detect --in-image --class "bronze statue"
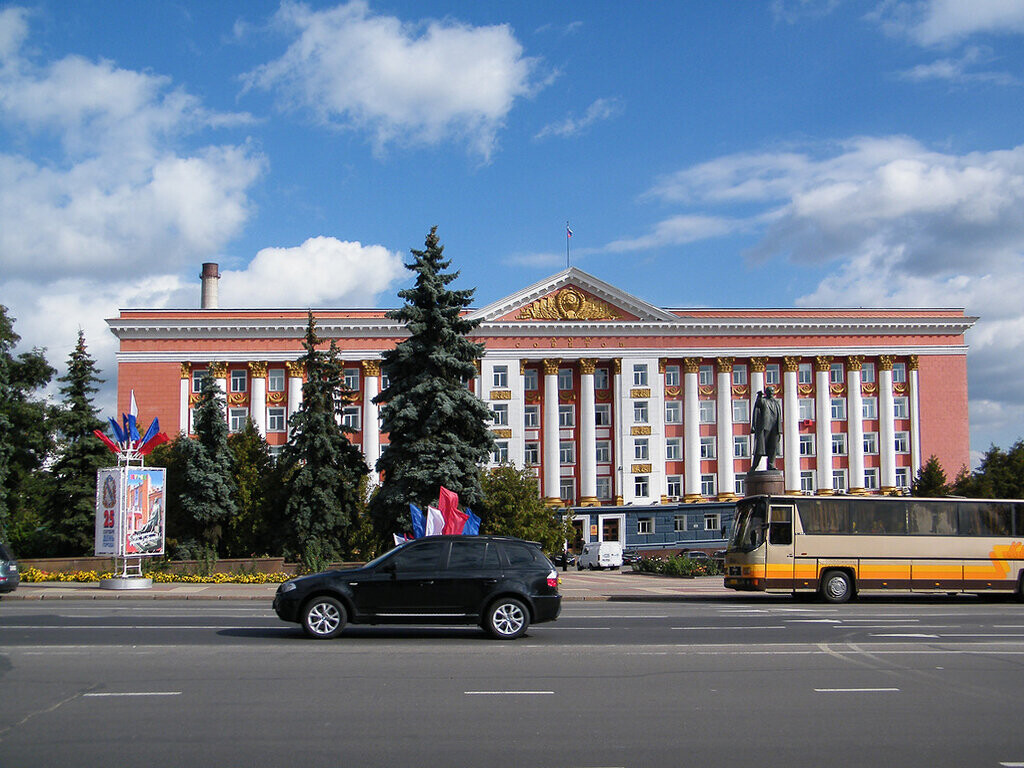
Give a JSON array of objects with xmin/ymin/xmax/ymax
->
[{"xmin": 750, "ymin": 386, "xmax": 782, "ymax": 470}]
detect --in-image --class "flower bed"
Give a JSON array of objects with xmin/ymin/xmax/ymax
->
[{"xmin": 20, "ymin": 567, "xmax": 291, "ymax": 584}]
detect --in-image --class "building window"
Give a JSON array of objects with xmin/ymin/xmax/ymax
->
[
  {"xmin": 492, "ymin": 441, "xmax": 509, "ymax": 464},
  {"xmin": 524, "ymin": 442, "xmax": 539, "ymax": 465},
  {"xmin": 799, "ymin": 434, "xmax": 815, "ymax": 457},
  {"xmin": 864, "ymin": 432, "xmax": 879, "ymax": 455},
  {"xmin": 700, "ymin": 436, "xmax": 716, "ymax": 459},
  {"xmin": 895, "ymin": 432, "xmax": 909, "ymax": 453},
  {"xmin": 634, "ymin": 438, "xmax": 649, "ymax": 461},
  {"xmin": 733, "ymin": 399, "xmax": 750, "ymax": 424},
  {"xmin": 559, "ymin": 404, "xmax": 575, "ymax": 427},
  {"xmin": 381, "ymin": 372, "xmax": 390, "ymax": 391},
  {"xmin": 638, "ymin": 518, "xmax": 653, "ymax": 535},
  {"xmin": 341, "ymin": 406, "xmax": 361, "ymax": 430},
  {"xmin": 192, "ymin": 368, "xmax": 207, "ymax": 393},
  {"xmin": 492, "ymin": 365, "xmax": 508, "ymax": 388},
  {"xmin": 229, "ymin": 408, "xmax": 247, "ymax": 433},
  {"xmin": 704, "ymin": 513, "xmax": 721, "ymax": 531},
  {"xmin": 230, "ymin": 369, "xmax": 247, "ymax": 393},
  {"xmin": 734, "ymin": 476, "xmax": 746, "ymax": 496},
  {"xmin": 633, "ymin": 364, "xmax": 648, "ymax": 387},
  {"xmin": 862, "ymin": 362, "xmax": 876, "ymax": 383},
  {"xmin": 634, "ymin": 475, "xmax": 649, "ymax": 497},
  {"xmin": 892, "ymin": 362, "xmax": 907, "ymax": 383},
  {"xmin": 665, "ymin": 438, "xmax": 682, "ymax": 461},
  {"xmin": 862, "ymin": 397, "xmax": 878, "ymax": 419},
  {"xmin": 269, "ymin": 445, "xmax": 284, "ymax": 460},
  {"xmin": 673, "ymin": 514, "xmax": 686, "ymax": 532},
  {"xmin": 596, "ymin": 441, "xmax": 611, "ymax": 463},
  {"xmin": 832, "ymin": 470, "xmax": 847, "ymax": 492},
  {"xmin": 187, "ymin": 408, "xmax": 195, "ymax": 434},
  {"xmin": 798, "ymin": 399, "xmax": 814, "ymax": 420},
  {"xmin": 560, "ymin": 441, "xmax": 576, "ymax": 465},
  {"xmin": 798, "ymin": 363, "xmax": 812, "ymax": 385},
  {"xmin": 491, "ymin": 403, "xmax": 508, "ymax": 426},
  {"xmin": 700, "ymin": 474, "xmax": 716, "ymax": 497},
  {"xmin": 830, "ymin": 398, "xmax": 847, "ymax": 421},
  {"xmin": 558, "ymin": 368, "xmax": 573, "ymax": 390},
  {"xmin": 267, "ymin": 407, "xmax": 286, "ymax": 432},
  {"xmin": 698, "ymin": 365, "xmax": 714, "ymax": 386},
  {"xmin": 343, "ymin": 368, "xmax": 360, "ymax": 391},
  {"xmin": 596, "ymin": 477, "xmax": 612, "ymax": 499},
  {"xmin": 559, "ymin": 478, "xmax": 575, "ymax": 502},
  {"xmin": 864, "ymin": 468, "xmax": 880, "ymax": 490},
  {"xmin": 832, "ymin": 433, "xmax": 848, "ymax": 455},
  {"xmin": 268, "ymin": 368, "xmax": 285, "ymax": 392},
  {"xmin": 668, "ymin": 477, "xmax": 682, "ymax": 498},
  {"xmin": 524, "ymin": 405, "xmax": 539, "ymax": 428},
  {"xmin": 830, "ymin": 363, "xmax": 845, "ymax": 384},
  {"xmin": 665, "ymin": 400, "xmax": 682, "ymax": 424},
  {"xmin": 895, "ymin": 467, "xmax": 910, "ymax": 488},
  {"xmin": 800, "ymin": 471, "xmax": 815, "ymax": 492},
  {"xmin": 893, "ymin": 396, "xmax": 909, "ymax": 419},
  {"xmin": 595, "ymin": 403, "xmax": 611, "ymax": 426},
  {"xmin": 765, "ymin": 364, "xmax": 780, "ymax": 386},
  {"xmin": 732, "ymin": 365, "xmax": 748, "ymax": 386},
  {"xmin": 734, "ymin": 435, "xmax": 750, "ymax": 458},
  {"xmin": 523, "ymin": 368, "xmax": 538, "ymax": 390},
  {"xmin": 595, "ymin": 368, "xmax": 609, "ymax": 390},
  {"xmin": 665, "ymin": 365, "xmax": 680, "ymax": 387},
  {"xmin": 699, "ymin": 400, "xmax": 716, "ymax": 424},
  {"xmin": 634, "ymin": 401, "xmax": 649, "ymax": 424}
]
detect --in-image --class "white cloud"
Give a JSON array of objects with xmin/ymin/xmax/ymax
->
[
  {"xmin": 873, "ymin": 0, "xmax": 1024, "ymax": 46},
  {"xmin": 896, "ymin": 45, "xmax": 1018, "ymax": 85},
  {"xmin": 604, "ymin": 215, "xmax": 736, "ymax": 252},
  {"xmin": 244, "ymin": 1, "xmax": 542, "ymax": 160},
  {"xmin": 220, "ymin": 237, "xmax": 405, "ymax": 307},
  {"xmin": 535, "ymin": 97, "xmax": 623, "ymax": 140}
]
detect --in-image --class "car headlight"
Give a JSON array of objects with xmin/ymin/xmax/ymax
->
[{"xmin": 279, "ymin": 581, "xmax": 297, "ymax": 593}]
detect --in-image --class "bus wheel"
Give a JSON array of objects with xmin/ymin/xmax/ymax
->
[{"xmin": 821, "ymin": 570, "xmax": 854, "ymax": 604}]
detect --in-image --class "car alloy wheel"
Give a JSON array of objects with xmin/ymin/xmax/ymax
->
[
  {"xmin": 487, "ymin": 597, "xmax": 529, "ymax": 640},
  {"xmin": 302, "ymin": 596, "xmax": 347, "ymax": 639}
]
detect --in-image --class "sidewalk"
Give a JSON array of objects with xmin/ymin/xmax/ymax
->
[{"xmin": 3, "ymin": 571, "xmax": 764, "ymax": 602}]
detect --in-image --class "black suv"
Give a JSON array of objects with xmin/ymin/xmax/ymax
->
[
  {"xmin": 273, "ymin": 535, "xmax": 561, "ymax": 640},
  {"xmin": 0, "ymin": 542, "xmax": 20, "ymax": 594}
]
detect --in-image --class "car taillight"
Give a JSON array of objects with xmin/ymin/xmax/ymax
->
[{"xmin": 547, "ymin": 570, "xmax": 558, "ymax": 589}]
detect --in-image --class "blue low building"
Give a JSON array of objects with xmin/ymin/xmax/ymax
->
[{"xmin": 566, "ymin": 501, "xmax": 737, "ymax": 555}]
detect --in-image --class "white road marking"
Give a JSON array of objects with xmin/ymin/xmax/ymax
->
[
  {"xmin": 672, "ymin": 625, "xmax": 786, "ymax": 630},
  {"xmin": 464, "ymin": 691, "xmax": 554, "ymax": 695},
  {"xmin": 814, "ymin": 687, "xmax": 899, "ymax": 693},
  {"xmin": 83, "ymin": 692, "xmax": 182, "ymax": 697},
  {"xmin": 870, "ymin": 633, "xmax": 939, "ymax": 638}
]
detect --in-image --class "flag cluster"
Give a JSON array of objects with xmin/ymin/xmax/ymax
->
[
  {"xmin": 93, "ymin": 390, "xmax": 170, "ymax": 458},
  {"xmin": 403, "ymin": 486, "xmax": 481, "ymax": 544}
]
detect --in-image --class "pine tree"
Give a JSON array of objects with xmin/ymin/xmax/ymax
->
[
  {"xmin": 226, "ymin": 419, "xmax": 275, "ymax": 557},
  {"xmin": 48, "ymin": 330, "xmax": 110, "ymax": 554},
  {"xmin": 177, "ymin": 370, "xmax": 237, "ymax": 555},
  {"xmin": 371, "ymin": 227, "xmax": 495, "ymax": 537},
  {"xmin": 910, "ymin": 455, "xmax": 948, "ymax": 498},
  {"xmin": 278, "ymin": 312, "xmax": 368, "ymax": 571},
  {"xmin": 953, "ymin": 440, "xmax": 1024, "ymax": 499}
]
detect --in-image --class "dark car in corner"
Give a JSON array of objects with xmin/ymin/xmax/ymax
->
[
  {"xmin": 273, "ymin": 535, "xmax": 561, "ymax": 640},
  {"xmin": 0, "ymin": 542, "xmax": 20, "ymax": 594}
]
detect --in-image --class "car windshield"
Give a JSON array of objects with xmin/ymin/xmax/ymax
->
[
  {"xmin": 361, "ymin": 541, "xmax": 412, "ymax": 570},
  {"xmin": 730, "ymin": 498, "xmax": 767, "ymax": 551}
]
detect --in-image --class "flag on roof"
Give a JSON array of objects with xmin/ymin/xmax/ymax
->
[
  {"xmin": 463, "ymin": 509, "xmax": 481, "ymax": 536},
  {"xmin": 439, "ymin": 486, "xmax": 459, "ymax": 516},
  {"xmin": 425, "ymin": 506, "xmax": 445, "ymax": 536},
  {"xmin": 442, "ymin": 507, "xmax": 468, "ymax": 535},
  {"xmin": 566, "ymin": 225, "xmax": 573, "ymax": 238},
  {"xmin": 410, "ymin": 504, "xmax": 426, "ymax": 539}
]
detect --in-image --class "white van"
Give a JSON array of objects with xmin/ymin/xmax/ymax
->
[{"xmin": 576, "ymin": 541, "xmax": 623, "ymax": 571}]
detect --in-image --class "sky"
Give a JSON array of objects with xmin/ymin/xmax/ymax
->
[{"xmin": 2, "ymin": 0, "xmax": 1024, "ymax": 471}]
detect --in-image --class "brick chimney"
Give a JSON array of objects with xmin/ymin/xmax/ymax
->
[{"xmin": 200, "ymin": 262, "xmax": 220, "ymax": 309}]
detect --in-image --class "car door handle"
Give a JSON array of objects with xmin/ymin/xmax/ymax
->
[
  {"xmin": 420, "ymin": 580, "xmax": 434, "ymax": 585},
  {"xmin": 483, "ymin": 578, "xmax": 498, "ymax": 585}
]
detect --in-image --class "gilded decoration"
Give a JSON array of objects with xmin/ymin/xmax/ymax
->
[
  {"xmin": 698, "ymin": 385, "xmax": 715, "ymax": 397},
  {"xmin": 862, "ymin": 382, "xmax": 877, "ymax": 395},
  {"xmin": 630, "ymin": 387, "xmax": 651, "ymax": 399},
  {"xmin": 525, "ymin": 392, "xmax": 541, "ymax": 404},
  {"xmin": 878, "ymin": 355, "xmax": 896, "ymax": 370},
  {"xmin": 830, "ymin": 383, "xmax": 846, "ymax": 396},
  {"xmin": 682, "ymin": 358, "xmax": 701, "ymax": 374},
  {"xmin": 542, "ymin": 358, "xmax": 561, "ymax": 376},
  {"xmin": 908, "ymin": 354, "xmax": 919, "ymax": 371},
  {"xmin": 520, "ymin": 360, "xmax": 529, "ymax": 374},
  {"xmin": 490, "ymin": 390, "xmax": 512, "ymax": 401},
  {"xmin": 749, "ymin": 357, "xmax": 767, "ymax": 372},
  {"xmin": 894, "ymin": 382, "xmax": 908, "ymax": 395},
  {"xmin": 579, "ymin": 358, "xmax": 597, "ymax": 375},
  {"xmin": 515, "ymin": 287, "xmax": 623, "ymax": 321},
  {"xmin": 361, "ymin": 360, "xmax": 381, "ymax": 377},
  {"xmin": 189, "ymin": 393, "xmax": 201, "ymax": 406},
  {"xmin": 228, "ymin": 392, "xmax": 248, "ymax": 406},
  {"xmin": 474, "ymin": 359, "xmax": 481, "ymax": 373},
  {"xmin": 632, "ymin": 463, "xmax": 652, "ymax": 474},
  {"xmin": 268, "ymin": 391, "xmax": 285, "ymax": 404},
  {"xmin": 611, "ymin": 358, "xmax": 621, "ymax": 375},
  {"xmin": 630, "ymin": 426, "xmax": 652, "ymax": 436},
  {"xmin": 559, "ymin": 392, "xmax": 576, "ymax": 402},
  {"xmin": 815, "ymin": 355, "xmax": 833, "ymax": 372},
  {"xmin": 492, "ymin": 428, "xmax": 513, "ymax": 439},
  {"xmin": 209, "ymin": 362, "xmax": 228, "ymax": 378},
  {"xmin": 180, "ymin": 362, "xmax": 192, "ymax": 379},
  {"xmin": 783, "ymin": 356, "xmax": 801, "ymax": 373},
  {"xmin": 847, "ymin": 355, "xmax": 864, "ymax": 371},
  {"xmin": 732, "ymin": 384, "xmax": 749, "ymax": 397},
  {"xmin": 595, "ymin": 390, "xmax": 612, "ymax": 402},
  {"xmin": 285, "ymin": 361, "xmax": 305, "ymax": 377},
  {"xmin": 717, "ymin": 356, "xmax": 735, "ymax": 373},
  {"xmin": 798, "ymin": 384, "xmax": 813, "ymax": 396},
  {"xmin": 658, "ymin": 358, "xmax": 668, "ymax": 374},
  {"xmin": 665, "ymin": 386, "xmax": 681, "ymax": 398},
  {"xmin": 248, "ymin": 361, "xmax": 268, "ymax": 378}
]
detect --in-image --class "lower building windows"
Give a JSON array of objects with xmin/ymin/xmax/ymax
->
[
  {"xmin": 865, "ymin": 468, "xmax": 880, "ymax": 490},
  {"xmin": 667, "ymin": 475, "xmax": 682, "ymax": 498},
  {"xmin": 229, "ymin": 408, "xmax": 247, "ymax": 433},
  {"xmin": 492, "ymin": 441, "xmax": 509, "ymax": 464},
  {"xmin": 634, "ymin": 475, "xmax": 649, "ymax": 497},
  {"xmin": 524, "ymin": 442, "xmax": 539, "ymax": 465},
  {"xmin": 560, "ymin": 478, "xmax": 575, "ymax": 502},
  {"xmin": 704, "ymin": 513, "xmax": 721, "ymax": 531},
  {"xmin": 832, "ymin": 470, "xmax": 847, "ymax": 492},
  {"xmin": 267, "ymin": 407, "xmax": 286, "ymax": 432},
  {"xmin": 700, "ymin": 474, "xmax": 716, "ymax": 497},
  {"xmin": 674, "ymin": 514, "xmax": 686, "ymax": 533},
  {"xmin": 895, "ymin": 467, "xmax": 910, "ymax": 488},
  {"xmin": 800, "ymin": 471, "xmax": 815, "ymax": 493},
  {"xmin": 637, "ymin": 517, "xmax": 653, "ymax": 535},
  {"xmin": 596, "ymin": 477, "xmax": 612, "ymax": 499}
]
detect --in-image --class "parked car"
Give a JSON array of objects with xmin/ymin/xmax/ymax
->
[
  {"xmin": 576, "ymin": 541, "xmax": 624, "ymax": 571},
  {"xmin": 273, "ymin": 535, "xmax": 561, "ymax": 640},
  {"xmin": 678, "ymin": 549, "xmax": 709, "ymax": 561},
  {"xmin": 0, "ymin": 542, "xmax": 20, "ymax": 594},
  {"xmin": 712, "ymin": 550, "xmax": 727, "ymax": 568},
  {"xmin": 622, "ymin": 549, "xmax": 641, "ymax": 566},
  {"xmin": 550, "ymin": 551, "xmax": 577, "ymax": 568}
]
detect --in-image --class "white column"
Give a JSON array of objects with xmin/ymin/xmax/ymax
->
[
  {"xmin": 612, "ymin": 359, "xmax": 624, "ymax": 504},
  {"xmin": 509, "ymin": 358, "xmax": 526, "ymax": 469},
  {"xmin": 783, "ymin": 359, "xmax": 800, "ymax": 493},
  {"xmin": 179, "ymin": 363, "xmax": 191, "ymax": 435},
  {"xmin": 580, "ymin": 359, "xmax": 598, "ymax": 505},
  {"xmin": 362, "ymin": 360, "xmax": 381, "ymax": 479},
  {"xmin": 909, "ymin": 356, "xmax": 922, "ymax": 478},
  {"xmin": 286, "ymin": 361, "xmax": 304, "ymax": 427},
  {"xmin": 815, "ymin": 359, "xmax": 834, "ymax": 494},
  {"xmin": 716, "ymin": 359, "xmax": 735, "ymax": 499},
  {"xmin": 211, "ymin": 362, "xmax": 228, "ymax": 396},
  {"xmin": 542, "ymin": 359, "xmax": 561, "ymax": 503},
  {"xmin": 249, "ymin": 361, "xmax": 267, "ymax": 436},
  {"xmin": 683, "ymin": 360, "xmax": 701, "ymax": 501},
  {"xmin": 879, "ymin": 357, "xmax": 897, "ymax": 491},
  {"xmin": 847, "ymin": 359, "xmax": 866, "ymax": 493}
]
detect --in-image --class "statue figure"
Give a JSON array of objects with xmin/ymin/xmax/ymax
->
[{"xmin": 750, "ymin": 386, "xmax": 782, "ymax": 471}]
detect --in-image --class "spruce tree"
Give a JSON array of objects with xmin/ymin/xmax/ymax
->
[
  {"xmin": 371, "ymin": 227, "xmax": 495, "ymax": 537},
  {"xmin": 910, "ymin": 455, "xmax": 948, "ymax": 498},
  {"xmin": 226, "ymin": 419, "xmax": 275, "ymax": 557},
  {"xmin": 177, "ymin": 370, "xmax": 237, "ymax": 555},
  {"xmin": 278, "ymin": 312, "xmax": 368, "ymax": 570},
  {"xmin": 48, "ymin": 330, "xmax": 110, "ymax": 554}
]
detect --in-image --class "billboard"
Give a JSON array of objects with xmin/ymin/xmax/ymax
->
[{"xmin": 95, "ymin": 467, "xmax": 166, "ymax": 557}]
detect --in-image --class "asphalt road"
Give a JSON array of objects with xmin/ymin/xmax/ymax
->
[{"xmin": 2, "ymin": 598, "xmax": 1024, "ymax": 767}]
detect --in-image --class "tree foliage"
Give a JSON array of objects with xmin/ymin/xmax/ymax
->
[
  {"xmin": 277, "ymin": 312, "xmax": 368, "ymax": 571},
  {"xmin": 479, "ymin": 464, "xmax": 572, "ymax": 554},
  {"xmin": 371, "ymin": 227, "xmax": 495, "ymax": 537},
  {"xmin": 226, "ymin": 419, "xmax": 277, "ymax": 557},
  {"xmin": 910, "ymin": 454, "xmax": 949, "ymax": 498},
  {"xmin": 953, "ymin": 440, "xmax": 1024, "ymax": 499}
]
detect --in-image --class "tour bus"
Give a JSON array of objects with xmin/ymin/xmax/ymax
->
[{"xmin": 724, "ymin": 494, "xmax": 1024, "ymax": 602}]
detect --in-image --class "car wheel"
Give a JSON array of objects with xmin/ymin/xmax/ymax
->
[
  {"xmin": 820, "ymin": 570, "xmax": 854, "ymax": 604},
  {"xmin": 301, "ymin": 596, "xmax": 347, "ymax": 639},
  {"xmin": 485, "ymin": 597, "xmax": 529, "ymax": 640}
]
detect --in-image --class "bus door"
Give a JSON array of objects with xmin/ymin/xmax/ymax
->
[{"xmin": 766, "ymin": 504, "xmax": 795, "ymax": 589}]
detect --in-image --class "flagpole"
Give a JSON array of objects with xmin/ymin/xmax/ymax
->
[{"xmin": 566, "ymin": 220, "xmax": 570, "ymax": 269}]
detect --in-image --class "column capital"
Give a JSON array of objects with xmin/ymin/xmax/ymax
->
[
  {"xmin": 579, "ymin": 358, "xmax": 597, "ymax": 375},
  {"xmin": 749, "ymin": 357, "xmax": 768, "ymax": 372},
  {"xmin": 658, "ymin": 358, "xmax": 669, "ymax": 374},
  {"xmin": 248, "ymin": 360, "xmax": 268, "ymax": 377},
  {"xmin": 180, "ymin": 362, "xmax": 192, "ymax": 379},
  {"xmin": 908, "ymin": 354, "xmax": 919, "ymax": 371},
  {"xmin": 716, "ymin": 356, "xmax": 735, "ymax": 373},
  {"xmin": 682, "ymin": 357, "xmax": 701, "ymax": 374},
  {"xmin": 361, "ymin": 359, "xmax": 381, "ymax": 377},
  {"xmin": 209, "ymin": 361, "xmax": 228, "ymax": 378},
  {"xmin": 782, "ymin": 356, "xmax": 801, "ymax": 373},
  {"xmin": 285, "ymin": 361, "xmax": 305, "ymax": 377},
  {"xmin": 520, "ymin": 359, "xmax": 530, "ymax": 375},
  {"xmin": 611, "ymin": 358, "xmax": 621, "ymax": 375},
  {"xmin": 814, "ymin": 355, "xmax": 833, "ymax": 373},
  {"xmin": 474, "ymin": 359, "xmax": 482, "ymax": 374},
  {"xmin": 846, "ymin": 354, "xmax": 864, "ymax": 371},
  {"xmin": 878, "ymin": 354, "xmax": 896, "ymax": 370},
  {"xmin": 542, "ymin": 358, "xmax": 561, "ymax": 376}
]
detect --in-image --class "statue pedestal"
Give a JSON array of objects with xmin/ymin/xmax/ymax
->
[{"xmin": 744, "ymin": 469, "xmax": 785, "ymax": 497}]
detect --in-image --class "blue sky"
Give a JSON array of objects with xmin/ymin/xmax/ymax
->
[{"xmin": 2, "ymin": 0, "xmax": 1024, "ymax": 469}]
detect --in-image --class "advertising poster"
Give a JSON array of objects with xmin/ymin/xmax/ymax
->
[
  {"xmin": 124, "ymin": 468, "xmax": 166, "ymax": 556},
  {"xmin": 94, "ymin": 468, "xmax": 122, "ymax": 556}
]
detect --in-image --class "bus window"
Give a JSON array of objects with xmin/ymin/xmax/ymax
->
[
  {"xmin": 1016, "ymin": 503, "xmax": 1024, "ymax": 536},
  {"xmin": 731, "ymin": 498, "xmax": 767, "ymax": 551},
  {"xmin": 959, "ymin": 502, "xmax": 1012, "ymax": 536},
  {"xmin": 768, "ymin": 506, "xmax": 792, "ymax": 545},
  {"xmin": 799, "ymin": 499, "xmax": 849, "ymax": 534},
  {"xmin": 908, "ymin": 502, "xmax": 957, "ymax": 535},
  {"xmin": 849, "ymin": 499, "xmax": 907, "ymax": 535}
]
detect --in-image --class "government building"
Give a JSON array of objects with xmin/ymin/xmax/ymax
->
[{"xmin": 108, "ymin": 264, "xmax": 975, "ymax": 533}]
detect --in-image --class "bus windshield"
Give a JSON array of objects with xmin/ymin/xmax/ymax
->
[{"xmin": 730, "ymin": 497, "xmax": 767, "ymax": 551}]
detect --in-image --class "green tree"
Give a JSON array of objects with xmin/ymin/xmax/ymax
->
[
  {"xmin": 371, "ymin": 227, "xmax": 495, "ymax": 537},
  {"xmin": 48, "ymin": 330, "xmax": 110, "ymax": 555},
  {"xmin": 0, "ymin": 305, "xmax": 56, "ymax": 554},
  {"xmin": 910, "ymin": 454, "xmax": 949, "ymax": 498},
  {"xmin": 953, "ymin": 440, "xmax": 1024, "ymax": 499},
  {"xmin": 176, "ymin": 370, "xmax": 237, "ymax": 555},
  {"xmin": 278, "ymin": 312, "xmax": 368, "ymax": 571},
  {"xmin": 479, "ymin": 464, "xmax": 572, "ymax": 555},
  {"xmin": 225, "ymin": 418, "xmax": 276, "ymax": 557}
]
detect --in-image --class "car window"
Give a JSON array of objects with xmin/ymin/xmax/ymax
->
[
  {"xmin": 392, "ymin": 541, "xmax": 446, "ymax": 572},
  {"xmin": 503, "ymin": 543, "xmax": 538, "ymax": 568},
  {"xmin": 447, "ymin": 540, "xmax": 489, "ymax": 570},
  {"xmin": 0, "ymin": 543, "xmax": 11, "ymax": 560}
]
